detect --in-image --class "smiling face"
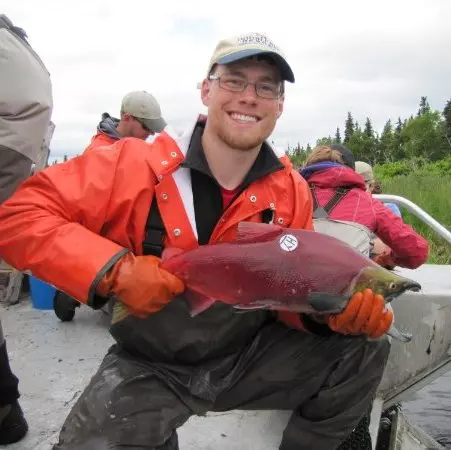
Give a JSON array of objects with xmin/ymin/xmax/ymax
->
[{"xmin": 200, "ymin": 58, "xmax": 285, "ymax": 152}]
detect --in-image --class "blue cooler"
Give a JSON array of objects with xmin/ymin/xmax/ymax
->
[{"xmin": 29, "ymin": 275, "xmax": 56, "ymax": 310}]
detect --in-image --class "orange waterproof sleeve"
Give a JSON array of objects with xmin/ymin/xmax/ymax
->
[{"xmin": 0, "ymin": 144, "xmax": 129, "ymax": 306}]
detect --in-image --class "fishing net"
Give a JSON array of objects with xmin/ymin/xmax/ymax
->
[{"xmin": 337, "ymin": 410, "xmax": 373, "ymax": 450}]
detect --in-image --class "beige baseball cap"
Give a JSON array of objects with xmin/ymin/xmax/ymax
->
[
  {"xmin": 355, "ymin": 161, "xmax": 375, "ymax": 183},
  {"xmin": 120, "ymin": 91, "xmax": 167, "ymax": 132},
  {"xmin": 206, "ymin": 32, "xmax": 295, "ymax": 82}
]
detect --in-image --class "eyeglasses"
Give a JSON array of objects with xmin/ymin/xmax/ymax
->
[
  {"xmin": 132, "ymin": 116, "xmax": 153, "ymax": 134},
  {"xmin": 208, "ymin": 74, "xmax": 283, "ymax": 100}
]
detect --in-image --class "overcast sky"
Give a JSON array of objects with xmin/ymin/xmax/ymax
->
[{"xmin": 3, "ymin": 0, "xmax": 450, "ymax": 160}]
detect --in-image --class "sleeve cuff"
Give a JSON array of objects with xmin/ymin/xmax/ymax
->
[
  {"xmin": 87, "ymin": 248, "xmax": 130, "ymax": 308},
  {"xmin": 300, "ymin": 314, "xmax": 336, "ymax": 336}
]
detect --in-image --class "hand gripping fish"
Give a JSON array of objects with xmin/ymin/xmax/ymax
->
[{"xmin": 161, "ymin": 222, "xmax": 421, "ymax": 342}]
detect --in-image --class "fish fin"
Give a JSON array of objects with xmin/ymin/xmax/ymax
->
[
  {"xmin": 307, "ymin": 292, "xmax": 349, "ymax": 313},
  {"xmin": 233, "ymin": 304, "xmax": 266, "ymax": 311},
  {"xmin": 386, "ymin": 324, "xmax": 412, "ymax": 343},
  {"xmin": 236, "ymin": 222, "xmax": 283, "ymax": 244},
  {"xmin": 185, "ymin": 290, "xmax": 216, "ymax": 317},
  {"xmin": 161, "ymin": 247, "xmax": 185, "ymax": 261},
  {"xmin": 233, "ymin": 299, "xmax": 277, "ymax": 311}
]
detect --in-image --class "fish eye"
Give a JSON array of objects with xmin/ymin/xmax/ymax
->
[{"xmin": 389, "ymin": 282, "xmax": 397, "ymax": 291}]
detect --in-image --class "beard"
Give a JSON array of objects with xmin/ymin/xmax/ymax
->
[{"xmin": 216, "ymin": 119, "xmax": 275, "ymax": 151}]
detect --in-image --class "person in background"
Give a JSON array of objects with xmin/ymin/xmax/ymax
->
[
  {"xmin": 86, "ymin": 90, "xmax": 167, "ymax": 151},
  {"xmin": 54, "ymin": 90, "xmax": 168, "ymax": 320},
  {"xmin": 354, "ymin": 160, "xmax": 405, "ymax": 260},
  {"xmin": 355, "ymin": 161, "xmax": 402, "ymax": 217},
  {"xmin": 301, "ymin": 145, "xmax": 428, "ymax": 269}
]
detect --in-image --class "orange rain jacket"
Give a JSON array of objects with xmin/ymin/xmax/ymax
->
[{"xmin": 0, "ymin": 118, "xmax": 313, "ymax": 329}]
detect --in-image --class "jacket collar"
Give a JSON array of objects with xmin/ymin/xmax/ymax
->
[
  {"xmin": 303, "ymin": 165, "xmax": 367, "ymax": 190},
  {"xmin": 180, "ymin": 118, "xmax": 285, "ymax": 188},
  {"xmin": 299, "ymin": 161, "xmax": 342, "ymax": 180},
  {"xmin": 97, "ymin": 113, "xmax": 121, "ymax": 139}
]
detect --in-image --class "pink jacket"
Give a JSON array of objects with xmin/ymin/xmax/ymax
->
[{"xmin": 306, "ymin": 166, "xmax": 429, "ymax": 269}]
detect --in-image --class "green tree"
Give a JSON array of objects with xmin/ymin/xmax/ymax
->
[
  {"xmin": 417, "ymin": 96, "xmax": 431, "ymax": 117},
  {"xmin": 346, "ymin": 129, "xmax": 366, "ymax": 162},
  {"xmin": 288, "ymin": 143, "xmax": 309, "ymax": 168},
  {"xmin": 402, "ymin": 110, "xmax": 447, "ymax": 161},
  {"xmin": 344, "ymin": 112, "xmax": 354, "ymax": 143},
  {"xmin": 395, "ymin": 117, "xmax": 403, "ymax": 134},
  {"xmin": 290, "ymin": 143, "xmax": 312, "ymax": 168},
  {"xmin": 334, "ymin": 127, "xmax": 341, "ymax": 144},
  {"xmin": 392, "ymin": 117, "xmax": 406, "ymax": 160},
  {"xmin": 287, "ymin": 97, "xmax": 451, "ymax": 167},
  {"xmin": 364, "ymin": 117, "xmax": 374, "ymax": 138},
  {"xmin": 316, "ymin": 136, "xmax": 333, "ymax": 146},
  {"xmin": 292, "ymin": 143, "xmax": 303, "ymax": 157},
  {"xmin": 443, "ymin": 99, "xmax": 451, "ymax": 148},
  {"xmin": 357, "ymin": 117, "xmax": 378, "ymax": 162},
  {"xmin": 379, "ymin": 119, "xmax": 395, "ymax": 162},
  {"xmin": 443, "ymin": 99, "xmax": 451, "ymax": 132}
]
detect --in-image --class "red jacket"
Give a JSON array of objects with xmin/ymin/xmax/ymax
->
[{"xmin": 307, "ymin": 166, "xmax": 428, "ymax": 269}]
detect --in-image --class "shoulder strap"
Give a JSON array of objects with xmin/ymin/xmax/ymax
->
[
  {"xmin": 324, "ymin": 186, "xmax": 350, "ymax": 214},
  {"xmin": 142, "ymin": 199, "xmax": 166, "ymax": 257},
  {"xmin": 310, "ymin": 184, "xmax": 350, "ymax": 219},
  {"xmin": 142, "ymin": 201, "xmax": 276, "ymax": 257},
  {"xmin": 309, "ymin": 184, "xmax": 321, "ymax": 215}
]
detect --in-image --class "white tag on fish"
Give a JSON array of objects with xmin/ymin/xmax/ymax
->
[{"xmin": 279, "ymin": 234, "xmax": 298, "ymax": 252}]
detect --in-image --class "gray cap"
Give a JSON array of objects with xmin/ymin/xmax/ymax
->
[
  {"xmin": 355, "ymin": 161, "xmax": 375, "ymax": 183},
  {"xmin": 120, "ymin": 91, "xmax": 167, "ymax": 132}
]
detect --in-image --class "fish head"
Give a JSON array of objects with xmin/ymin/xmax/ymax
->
[{"xmin": 350, "ymin": 265, "xmax": 421, "ymax": 302}]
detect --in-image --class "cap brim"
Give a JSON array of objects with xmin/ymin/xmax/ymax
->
[
  {"xmin": 215, "ymin": 49, "xmax": 295, "ymax": 82},
  {"xmin": 140, "ymin": 117, "xmax": 167, "ymax": 133}
]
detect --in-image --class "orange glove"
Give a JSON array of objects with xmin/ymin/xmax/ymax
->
[
  {"xmin": 96, "ymin": 253, "xmax": 184, "ymax": 318},
  {"xmin": 327, "ymin": 288, "xmax": 393, "ymax": 338}
]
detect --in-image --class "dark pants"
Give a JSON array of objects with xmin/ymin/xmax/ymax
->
[
  {"xmin": 0, "ymin": 146, "xmax": 32, "ymax": 407},
  {"xmin": 0, "ymin": 325, "xmax": 19, "ymax": 407},
  {"xmin": 53, "ymin": 323, "xmax": 390, "ymax": 450}
]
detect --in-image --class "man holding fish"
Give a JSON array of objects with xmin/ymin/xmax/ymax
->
[{"xmin": 0, "ymin": 32, "xmax": 424, "ymax": 449}]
